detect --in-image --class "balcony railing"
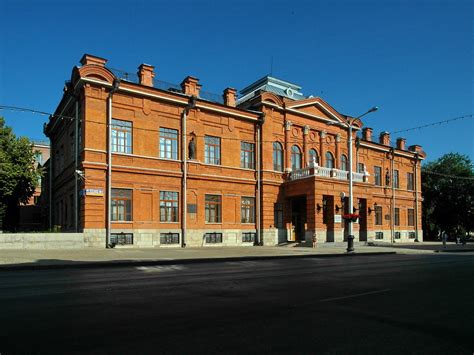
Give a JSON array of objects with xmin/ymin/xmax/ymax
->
[{"xmin": 289, "ymin": 163, "xmax": 370, "ymax": 183}]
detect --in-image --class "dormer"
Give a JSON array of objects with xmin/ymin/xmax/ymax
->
[{"xmin": 238, "ymin": 76, "xmax": 306, "ymax": 104}]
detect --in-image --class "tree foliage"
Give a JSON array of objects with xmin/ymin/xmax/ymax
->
[
  {"xmin": 422, "ymin": 153, "xmax": 474, "ymax": 239},
  {"xmin": 0, "ymin": 117, "xmax": 42, "ymax": 231}
]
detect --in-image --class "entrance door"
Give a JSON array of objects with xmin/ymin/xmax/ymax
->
[
  {"xmin": 343, "ymin": 197, "xmax": 349, "ymax": 241},
  {"xmin": 358, "ymin": 199, "xmax": 368, "ymax": 241},
  {"xmin": 291, "ymin": 196, "xmax": 307, "ymax": 241}
]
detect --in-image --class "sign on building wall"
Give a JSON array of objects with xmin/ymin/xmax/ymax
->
[
  {"xmin": 80, "ymin": 188, "xmax": 104, "ymax": 197},
  {"xmin": 334, "ymin": 215, "xmax": 342, "ymax": 223}
]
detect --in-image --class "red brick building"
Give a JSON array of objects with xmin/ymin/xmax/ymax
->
[{"xmin": 44, "ymin": 54, "xmax": 425, "ymax": 247}]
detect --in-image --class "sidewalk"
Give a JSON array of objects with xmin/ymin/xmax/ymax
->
[{"xmin": 0, "ymin": 241, "xmax": 472, "ymax": 271}]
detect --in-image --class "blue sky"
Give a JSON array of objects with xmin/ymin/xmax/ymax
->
[{"xmin": 0, "ymin": 0, "xmax": 472, "ymax": 162}]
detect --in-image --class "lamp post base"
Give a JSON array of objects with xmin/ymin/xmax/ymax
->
[{"xmin": 346, "ymin": 234, "xmax": 355, "ymax": 253}]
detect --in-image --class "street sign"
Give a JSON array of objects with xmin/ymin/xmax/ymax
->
[{"xmin": 80, "ymin": 188, "xmax": 104, "ymax": 197}]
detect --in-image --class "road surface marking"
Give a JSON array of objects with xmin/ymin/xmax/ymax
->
[
  {"xmin": 318, "ymin": 288, "xmax": 391, "ymax": 303},
  {"xmin": 136, "ymin": 265, "xmax": 184, "ymax": 273}
]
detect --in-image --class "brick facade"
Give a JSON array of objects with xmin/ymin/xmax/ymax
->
[{"xmin": 44, "ymin": 54, "xmax": 426, "ymax": 247}]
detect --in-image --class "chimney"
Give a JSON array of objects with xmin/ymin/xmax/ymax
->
[
  {"xmin": 137, "ymin": 64, "xmax": 155, "ymax": 87},
  {"xmin": 80, "ymin": 54, "xmax": 107, "ymax": 67},
  {"xmin": 396, "ymin": 137, "xmax": 406, "ymax": 150},
  {"xmin": 362, "ymin": 127, "xmax": 373, "ymax": 141},
  {"xmin": 181, "ymin": 76, "xmax": 202, "ymax": 97},
  {"xmin": 408, "ymin": 144, "xmax": 422, "ymax": 153},
  {"xmin": 223, "ymin": 87, "xmax": 237, "ymax": 107},
  {"xmin": 379, "ymin": 131, "xmax": 390, "ymax": 146}
]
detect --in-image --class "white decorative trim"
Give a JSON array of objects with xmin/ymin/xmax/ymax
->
[{"xmin": 80, "ymin": 77, "xmax": 259, "ymax": 122}]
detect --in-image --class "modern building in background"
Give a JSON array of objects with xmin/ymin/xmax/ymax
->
[{"xmin": 44, "ymin": 54, "xmax": 426, "ymax": 247}]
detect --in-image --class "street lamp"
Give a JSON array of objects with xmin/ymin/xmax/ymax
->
[
  {"xmin": 328, "ymin": 106, "xmax": 378, "ymax": 252},
  {"xmin": 346, "ymin": 106, "xmax": 378, "ymax": 252}
]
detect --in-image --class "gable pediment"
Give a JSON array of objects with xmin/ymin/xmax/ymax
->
[{"xmin": 286, "ymin": 97, "xmax": 346, "ymax": 124}]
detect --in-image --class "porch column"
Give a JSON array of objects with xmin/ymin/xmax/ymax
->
[
  {"xmin": 285, "ymin": 120, "xmax": 292, "ymax": 171},
  {"xmin": 335, "ymin": 133, "xmax": 341, "ymax": 169},
  {"xmin": 320, "ymin": 130, "xmax": 326, "ymax": 167},
  {"xmin": 303, "ymin": 125, "xmax": 309, "ymax": 167}
]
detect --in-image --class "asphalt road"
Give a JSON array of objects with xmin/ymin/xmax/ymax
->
[{"xmin": 0, "ymin": 254, "xmax": 473, "ymax": 354}]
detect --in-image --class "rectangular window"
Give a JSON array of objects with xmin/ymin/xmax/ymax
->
[
  {"xmin": 111, "ymin": 119, "xmax": 132, "ymax": 154},
  {"xmin": 77, "ymin": 120, "xmax": 82, "ymax": 159},
  {"xmin": 357, "ymin": 163, "xmax": 365, "ymax": 173},
  {"xmin": 375, "ymin": 232, "xmax": 384, "ymax": 240},
  {"xmin": 274, "ymin": 203, "xmax": 283, "ymax": 228},
  {"xmin": 407, "ymin": 172, "xmax": 414, "ymax": 190},
  {"xmin": 375, "ymin": 206, "xmax": 383, "ymax": 225},
  {"xmin": 241, "ymin": 197, "xmax": 255, "ymax": 223},
  {"xmin": 110, "ymin": 233, "xmax": 133, "ymax": 245},
  {"xmin": 111, "ymin": 188, "xmax": 132, "ymax": 221},
  {"xmin": 160, "ymin": 233, "xmax": 180, "ymax": 244},
  {"xmin": 205, "ymin": 194, "xmax": 221, "ymax": 223},
  {"xmin": 205, "ymin": 232, "xmax": 222, "ymax": 243},
  {"xmin": 374, "ymin": 166, "xmax": 382, "ymax": 186},
  {"xmin": 408, "ymin": 231, "xmax": 416, "ymax": 239},
  {"xmin": 205, "ymin": 136, "xmax": 221, "ymax": 165},
  {"xmin": 70, "ymin": 132, "xmax": 75, "ymax": 160},
  {"xmin": 394, "ymin": 231, "xmax": 401, "ymax": 239},
  {"xmin": 242, "ymin": 232, "xmax": 256, "ymax": 243},
  {"xmin": 160, "ymin": 191, "xmax": 179, "ymax": 222},
  {"xmin": 408, "ymin": 208, "xmax": 415, "ymax": 226},
  {"xmin": 394, "ymin": 207, "xmax": 400, "ymax": 226},
  {"xmin": 240, "ymin": 142, "xmax": 255, "ymax": 169},
  {"xmin": 159, "ymin": 127, "xmax": 178, "ymax": 160},
  {"xmin": 393, "ymin": 170, "xmax": 399, "ymax": 188},
  {"xmin": 35, "ymin": 151, "xmax": 43, "ymax": 165}
]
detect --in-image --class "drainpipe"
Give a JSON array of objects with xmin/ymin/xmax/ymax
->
[
  {"xmin": 49, "ymin": 138, "xmax": 53, "ymax": 230},
  {"xmin": 181, "ymin": 96, "xmax": 196, "ymax": 248},
  {"xmin": 106, "ymin": 79, "xmax": 121, "ymax": 248},
  {"xmin": 414, "ymin": 153, "xmax": 420, "ymax": 242},
  {"xmin": 74, "ymin": 100, "xmax": 79, "ymax": 232},
  {"xmin": 256, "ymin": 113, "xmax": 265, "ymax": 245},
  {"xmin": 390, "ymin": 148, "xmax": 395, "ymax": 244}
]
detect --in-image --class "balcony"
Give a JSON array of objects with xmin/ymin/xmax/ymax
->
[{"xmin": 289, "ymin": 163, "xmax": 369, "ymax": 183}]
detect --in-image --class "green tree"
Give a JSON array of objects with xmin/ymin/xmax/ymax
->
[
  {"xmin": 0, "ymin": 117, "xmax": 42, "ymax": 231},
  {"xmin": 422, "ymin": 153, "xmax": 474, "ymax": 240}
]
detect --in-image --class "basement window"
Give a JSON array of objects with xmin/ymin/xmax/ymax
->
[
  {"xmin": 160, "ymin": 233, "xmax": 180, "ymax": 244},
  {"xmin": 375, "ymin": 232, "xmax": 384, "ymax": 240},
  {"xmin": 110, "ymin": 233, "xmax": 133, "ymax": 245},
  {"xmin": 242, "ymin": 232, "xmax": 256, "ymax": 243},
  {"xmin": 205, "ymin": 233, "xmax": 222, "ymax": 244}
]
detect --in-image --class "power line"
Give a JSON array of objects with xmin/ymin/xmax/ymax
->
[
  {"xmin": 4, "ymin": 105, "xmax": 473, "ymax": 181},
  {"xmin": 2, "ymin": 104, "xmax": 472, "ymax": 147},
  {"xmin": 422, "ymin": 170, "xmax": 474, "ymax": 181},
  {"xmin": 0, "ymin": 105, "xmax": 74, "ymax": 121},
  {"xmin": 391, "ymin": 114, "xmax": 473, "ymax": 134},
  {"xmin": 0, "ymin": 104, "xmax": 353, "ymax": 145}
]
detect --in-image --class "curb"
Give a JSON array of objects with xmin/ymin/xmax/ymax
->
[
  {"xmin": 0, "ymin": 251, "xmax": 396, "ymax": 271},
  {"xmin": 434, "ymin": 249, "xmax": 474, "ymax": 253}
]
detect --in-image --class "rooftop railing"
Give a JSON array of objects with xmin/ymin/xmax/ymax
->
[{"xmin": 107, "ymin": 66, "xmax": 225, "ymax": 104}]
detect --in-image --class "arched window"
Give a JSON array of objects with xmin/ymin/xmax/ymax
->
[
  {"xmin": 291, "ymin": 145, "xmax": 302, "ymax": 171},
  {"xmin": 308, "ymin": 149, "xmax": 319, "ymax": 165},
  {"xmin": 325, "ymin": 152, "xmax": 334, "ymax": 169},
  {"xmin": 340, "ymin": 154, "xmax": 348, "ymax": 171},
  {"xmin": 272, "ymin": 142, "xmax": 283, "ymax": 172}
]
